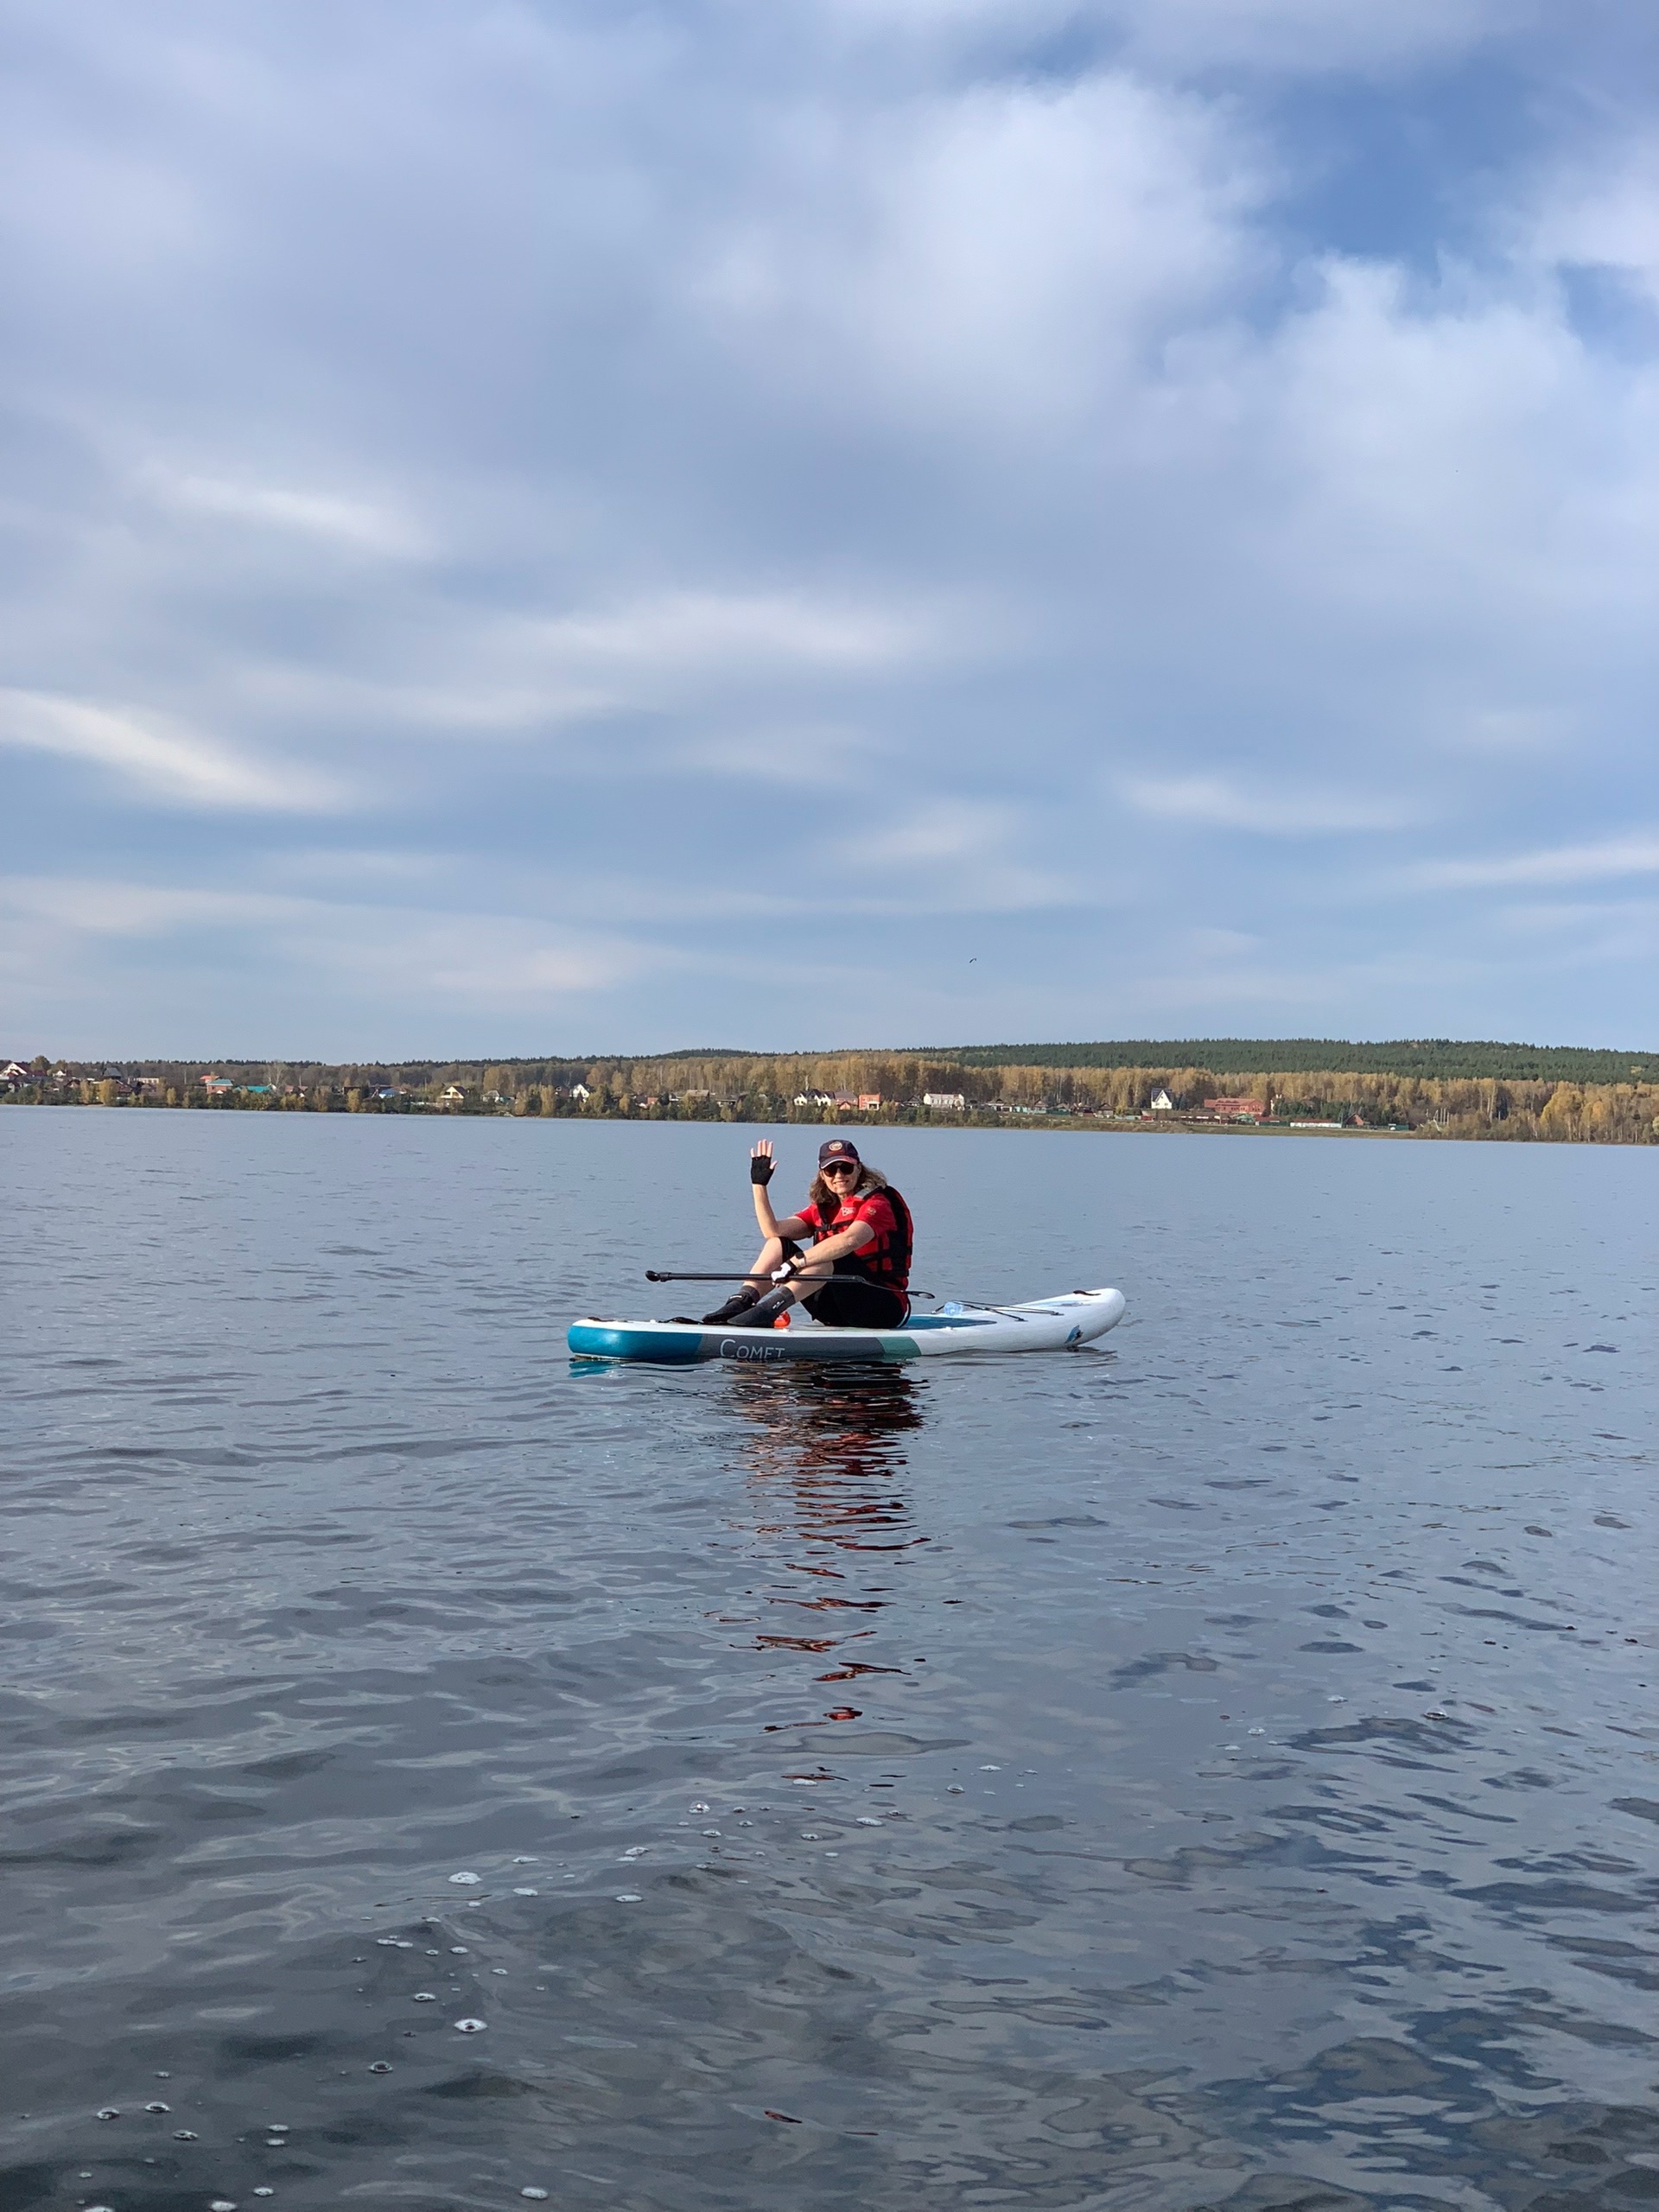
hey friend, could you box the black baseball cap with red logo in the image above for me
[817,1138,861,1167]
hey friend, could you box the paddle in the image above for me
[640,1271,1049,1322]
[645,1268,937,1298]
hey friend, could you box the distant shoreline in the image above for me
[13,1033,1651,1084]
[3,1094,1652,1146]
[4,1038,1655,1145]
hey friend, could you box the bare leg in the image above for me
[749,1239,834,1308]
[745,1236,787,1281]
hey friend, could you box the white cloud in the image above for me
[1488,897,1659,963]
[226,589,955,742]
[1181,925,1262,957]
[822,798,1080,910]
[0,690,339,810]
[817,0,1521,79]
[0,874,667,1003]
[1411,834,1659,890]
[327,918,653,1002]
[525,590,943,676]
[0,876,293,937]
[0,0,1653,1051]
[1119,773,1413,834]
[1098,0,1526,75]
[1122,960,1351,1013]
[695,72,1265,433]
[1529,130,1659,306]
[219,664,624,738]
[838,797,1015,867]
[671,722,883,787]
[149,468,429,557]
[1249,258,1620,614]
[272,847,452,888]
[1452,707,1576,753]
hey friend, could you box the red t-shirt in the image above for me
[794,1190,906,1287]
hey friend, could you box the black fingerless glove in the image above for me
[750,1154,774,1185]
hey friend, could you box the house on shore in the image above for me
[923,1091,966,1110]
[1206,1095,1267,1122]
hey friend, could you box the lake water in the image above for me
[2,1109,1656,2212]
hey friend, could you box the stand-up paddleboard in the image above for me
[569,1287,1126,1365]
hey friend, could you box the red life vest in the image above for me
[799,1183,912,1292]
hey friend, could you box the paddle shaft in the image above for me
[645,1268,934,1297]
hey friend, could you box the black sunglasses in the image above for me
[822,1160,859,1174]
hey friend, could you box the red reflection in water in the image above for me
[724,1365,930,1738]
[773,1594,886,1611]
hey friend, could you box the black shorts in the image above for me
[802,1280,910,1330]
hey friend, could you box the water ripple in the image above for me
[2,1110,1655,2211]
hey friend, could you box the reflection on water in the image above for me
[1,1110,1656,2212]
[728,1367,927,1729]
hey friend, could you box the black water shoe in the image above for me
[720,1287,795,1328]
[702,1287,762,1325]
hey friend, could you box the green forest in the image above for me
[921,1038,1654,1084]
[5,1039,1656,1143]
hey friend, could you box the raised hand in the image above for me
[749,1138,775,1185]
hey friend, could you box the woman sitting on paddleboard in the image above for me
[703,1137,912,1331]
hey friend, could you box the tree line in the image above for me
[916,1037,1654,1084]
[4,1050,1656,1142]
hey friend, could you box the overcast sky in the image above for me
[2,0,1655,1058]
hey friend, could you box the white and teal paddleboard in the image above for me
[568,1287,1126,1365]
